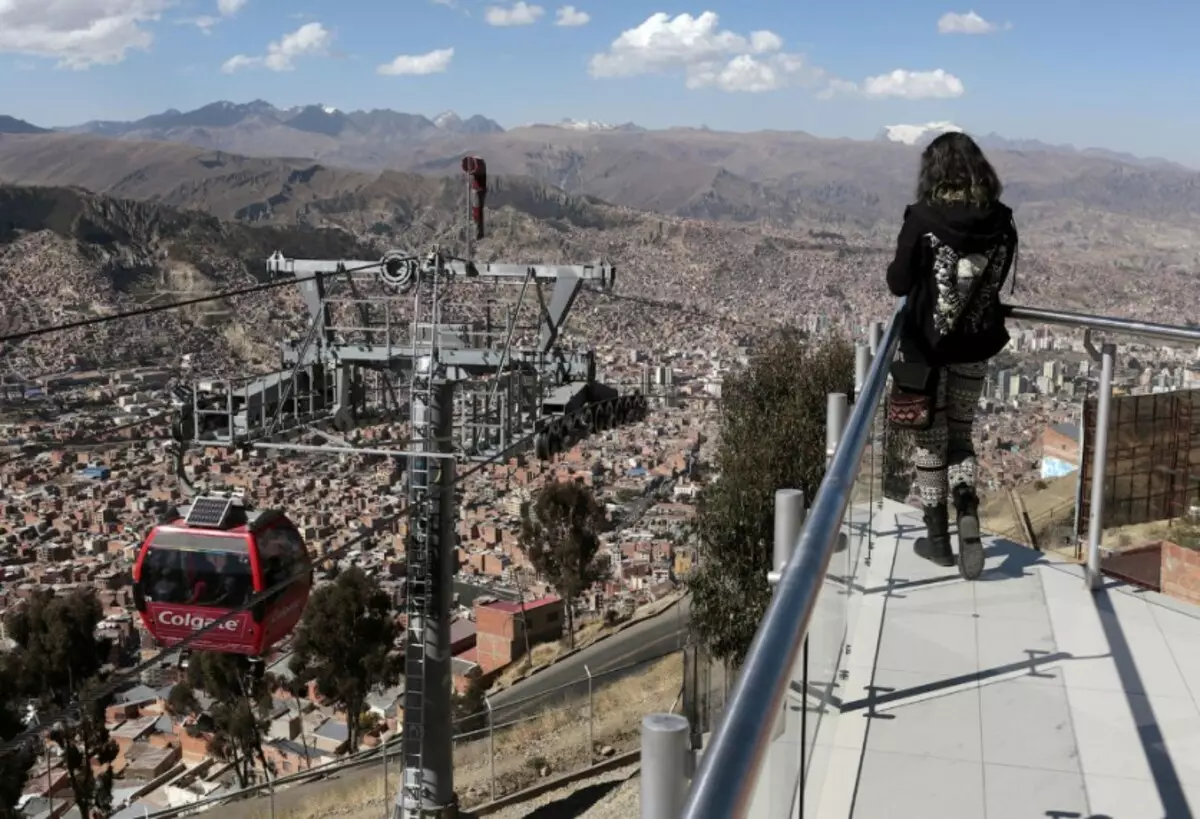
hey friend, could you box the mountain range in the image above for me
[0,99,1186,172]
[2,103,1196,236]
[2,98,1200,374]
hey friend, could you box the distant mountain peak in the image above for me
[881,121,964,146]
[527,118,645,133]
[434,110,462,129]
[0,115,49,135]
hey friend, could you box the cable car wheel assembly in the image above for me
[533,392,647,460]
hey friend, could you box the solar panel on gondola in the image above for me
[185,496,232,528]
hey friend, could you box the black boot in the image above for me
[953,484,985,580]
[914,503,954,567]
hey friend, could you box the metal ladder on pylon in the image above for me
[398,258,440,817]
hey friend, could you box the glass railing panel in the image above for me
[742,379,887,818]
[802,387,883,817]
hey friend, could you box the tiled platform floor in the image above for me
[804,499,1200,819]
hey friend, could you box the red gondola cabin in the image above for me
[132,494,312,657]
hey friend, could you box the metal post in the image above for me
[1086,342,1116,590]
[768,489,805,587]
[854,343,870,398]
[640,713,691,819]
[486,695,496,803]
[585,665,595,764]
[382,730,389,816]
[826,393,849,467]
[770,489,805,738]
[868,321,883,357]
[394,381,456,819]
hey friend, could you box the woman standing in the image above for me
[886,132,1019,580]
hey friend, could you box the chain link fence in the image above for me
[213,647,695,819]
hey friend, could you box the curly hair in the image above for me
[915,132,1003,207]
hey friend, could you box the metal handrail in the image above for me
[680,301,905,818]
[1006,305,1200,344]
[682,300,1200,818]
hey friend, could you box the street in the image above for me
[490,595,692,724]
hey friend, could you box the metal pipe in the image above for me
[252,442,455,459]
[680,302,904,819]
[641,713,691,819]
[768,489,805,588]
[854,344,870,397]
[868,321,883,356]
[1006,304,1200,344]
[826,393,848,467]
[1086,343,1116,590]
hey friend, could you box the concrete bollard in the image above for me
[641,713,691,818]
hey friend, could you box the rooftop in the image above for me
[480,594,562,615]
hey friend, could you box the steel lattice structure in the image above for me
[170,157,647,817]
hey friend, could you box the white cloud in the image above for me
[192,0,248,33]
[937,11,1006,34]
[861,69,965,99]
[0,0,169,68]
[221,21,331,73]
[555,6,590,26]
[587,11,823,92]
[485,2,545,26]
[589,11,969,99]
[377,47,454,75]
[818,69,965,100]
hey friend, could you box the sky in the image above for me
[2,0,1199,167]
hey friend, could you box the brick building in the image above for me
[473,595,564,673]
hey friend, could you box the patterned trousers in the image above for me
[913,361,988,507]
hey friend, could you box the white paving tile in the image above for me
[979,677,1080,774]
[852,750,985,819]
[1085,773,1177,818]
[983,763,1089,818]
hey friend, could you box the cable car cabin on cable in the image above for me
[132,495,312,657]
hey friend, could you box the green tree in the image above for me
[166,653,272,788]
[687,331,854,665]
[288,569,398,752]
[0,654,33,819]
[4,588,118,818]
[519,480,610,649]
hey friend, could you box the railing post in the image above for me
[641,713,691,819]
[769,489,805,739]
[826,393,848,467]
[1085,339,1116,590]
[585,664,595,764]
[768,489,805,588]
[485,695,496,802]
[868,321,883,357]
[854,343,870,398]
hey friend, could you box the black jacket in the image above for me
[887,200,1019,367]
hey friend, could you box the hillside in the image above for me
[0,184,379,375]
[4,127,1200,273]
[14,101,1200,234]
[4,125,1200,378]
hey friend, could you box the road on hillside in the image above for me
[210,598,693,819]
[489,595,692,724]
